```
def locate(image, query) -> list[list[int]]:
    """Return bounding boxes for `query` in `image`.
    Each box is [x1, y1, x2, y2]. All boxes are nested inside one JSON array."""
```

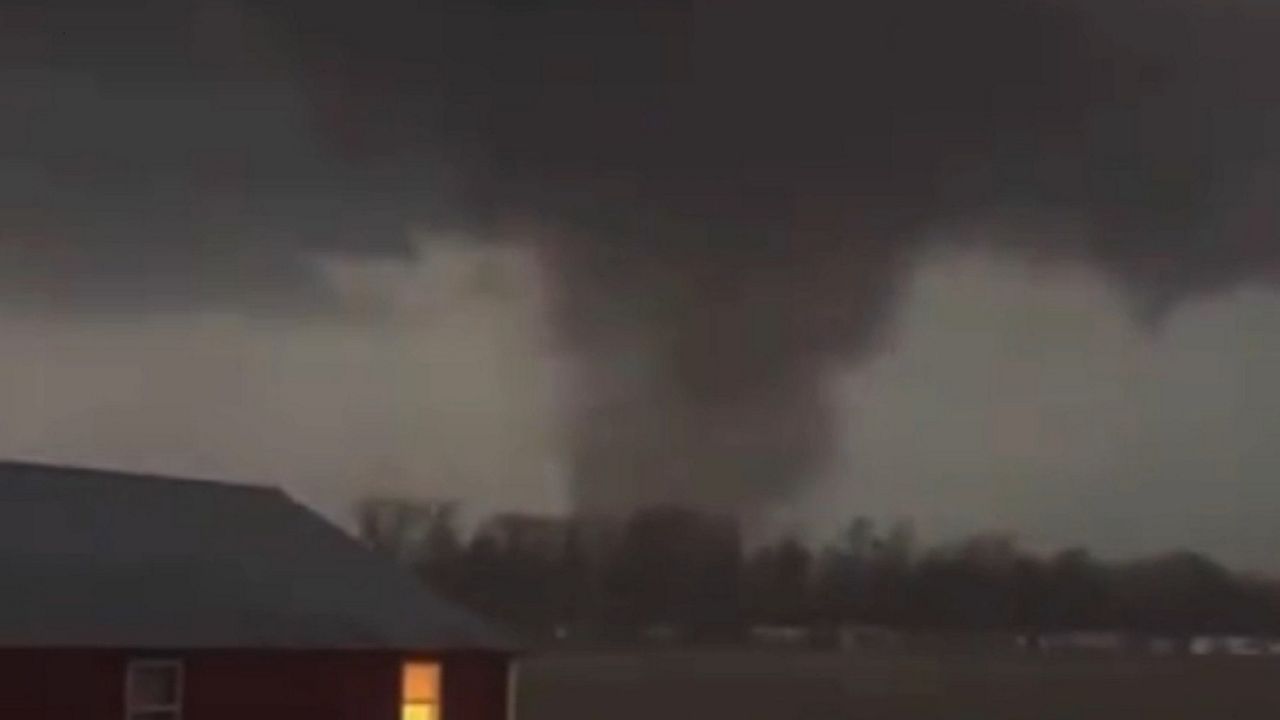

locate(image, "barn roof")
[[0, 461, 513, 652]]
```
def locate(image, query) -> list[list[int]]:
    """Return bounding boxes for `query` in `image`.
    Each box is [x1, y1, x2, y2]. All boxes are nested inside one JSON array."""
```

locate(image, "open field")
[[516, 649, 1280, 720]]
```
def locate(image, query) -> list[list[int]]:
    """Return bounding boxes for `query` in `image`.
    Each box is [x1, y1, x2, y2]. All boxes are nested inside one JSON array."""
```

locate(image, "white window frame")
[[506, 661, 520, 720], [125, 658, 184, 720]]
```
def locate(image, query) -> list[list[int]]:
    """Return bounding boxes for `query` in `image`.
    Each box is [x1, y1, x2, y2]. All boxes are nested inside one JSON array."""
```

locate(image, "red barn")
[[0, 461, 516, 719]]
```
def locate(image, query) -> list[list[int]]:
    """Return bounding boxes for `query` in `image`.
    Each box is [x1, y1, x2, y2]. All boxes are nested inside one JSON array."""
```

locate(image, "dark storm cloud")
[[4, 0, 1280, 510], [0, 1, 441, 311]]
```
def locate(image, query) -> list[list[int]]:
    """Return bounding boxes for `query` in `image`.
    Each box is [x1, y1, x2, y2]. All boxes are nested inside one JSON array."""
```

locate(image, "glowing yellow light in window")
[[402, 661, 441, 720], [402, 703, 438, 720]]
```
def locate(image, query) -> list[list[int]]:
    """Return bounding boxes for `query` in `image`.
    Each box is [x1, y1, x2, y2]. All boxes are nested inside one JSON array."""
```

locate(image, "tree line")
[[357, 499, 1280, 644]]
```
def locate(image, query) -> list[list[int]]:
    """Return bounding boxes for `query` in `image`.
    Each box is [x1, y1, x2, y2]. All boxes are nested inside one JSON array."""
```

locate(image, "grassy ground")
[[516, 648, 1280, 719]]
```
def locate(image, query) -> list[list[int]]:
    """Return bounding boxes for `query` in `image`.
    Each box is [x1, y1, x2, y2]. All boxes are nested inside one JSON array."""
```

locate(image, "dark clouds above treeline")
[[6, 0, 1279, 308], [3, 0, 1280, 510]]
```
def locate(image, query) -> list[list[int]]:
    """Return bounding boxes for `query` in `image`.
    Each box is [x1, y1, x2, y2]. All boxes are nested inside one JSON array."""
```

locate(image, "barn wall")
[[0, 650, 122, 718], [0, 649, 510, 720], [441, 652, 512, 720], [184, 651, 401, 720]]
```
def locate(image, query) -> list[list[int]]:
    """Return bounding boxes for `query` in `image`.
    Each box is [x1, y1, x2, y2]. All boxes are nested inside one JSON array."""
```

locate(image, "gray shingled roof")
[[0, 461, 512, 652]]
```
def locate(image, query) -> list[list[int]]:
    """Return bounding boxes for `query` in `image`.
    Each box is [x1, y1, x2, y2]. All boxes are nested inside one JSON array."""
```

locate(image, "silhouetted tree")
[[355, 498, 1280, 645], [746, 536, 814, 625], [604, 506, 742, 637]]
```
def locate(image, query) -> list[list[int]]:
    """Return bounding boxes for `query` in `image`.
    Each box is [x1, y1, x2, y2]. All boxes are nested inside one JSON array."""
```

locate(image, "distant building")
[[641, 624, 683, 644], [478, 512, 622, 565], [479, 513, 573, 560], [1191, 635, 1273, 657], [0, 461, 515, 719], [749, 625, 814, 647], [1029, 631, 1130, 654], [836, 624, 902, 652]]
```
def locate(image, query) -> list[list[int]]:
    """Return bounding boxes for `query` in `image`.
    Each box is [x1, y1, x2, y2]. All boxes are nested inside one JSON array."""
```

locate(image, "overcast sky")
[[4, 234, 1279, 570], [4, 0, 1280, 570], [0, 238, 569, 522], [797, 243, 1280, 572]]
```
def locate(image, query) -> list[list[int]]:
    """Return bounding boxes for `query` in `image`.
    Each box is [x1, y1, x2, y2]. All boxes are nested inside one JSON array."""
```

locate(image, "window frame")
[[506, 661, 519, 720], [125, 658, 184, 720], [402, 659, 442, 720]]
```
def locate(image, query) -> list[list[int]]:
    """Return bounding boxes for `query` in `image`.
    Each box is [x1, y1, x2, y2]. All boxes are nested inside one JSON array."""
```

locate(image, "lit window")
[[402, 661, 441, 720], [126, 659, 183, 720]]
